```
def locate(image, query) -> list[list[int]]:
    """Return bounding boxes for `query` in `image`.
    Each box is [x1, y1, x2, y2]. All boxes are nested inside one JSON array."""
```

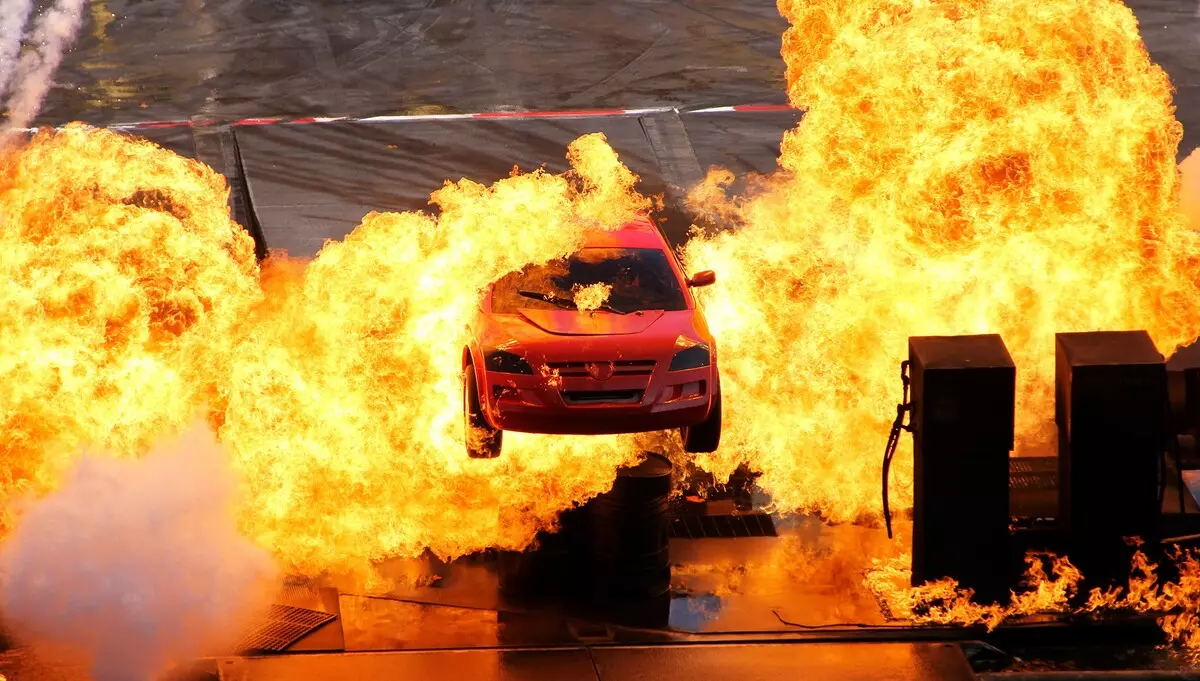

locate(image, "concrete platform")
[[681, 110, 802, 183], [213, 642, 976, 681], [230, 109, 801, 257], [234, 115, 671, 257], [243, 517, 900, 657], [44, 0, 790, 128]]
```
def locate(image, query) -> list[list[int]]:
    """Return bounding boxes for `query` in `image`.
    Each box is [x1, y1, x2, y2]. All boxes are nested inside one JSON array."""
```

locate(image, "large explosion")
[[0, 126, 652, 581], [0, 0, 1198, 619], [222, 135, 655, 577], [0, 125, 260, 533], [683, 0, 1200, 522]]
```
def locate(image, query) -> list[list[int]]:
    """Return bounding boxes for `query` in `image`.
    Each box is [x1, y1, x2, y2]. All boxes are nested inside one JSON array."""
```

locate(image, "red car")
[[462, 217, 721, 458]]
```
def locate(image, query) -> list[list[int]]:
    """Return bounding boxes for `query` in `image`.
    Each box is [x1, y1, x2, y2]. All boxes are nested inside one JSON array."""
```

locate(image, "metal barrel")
[[587, 452, 673, 599]]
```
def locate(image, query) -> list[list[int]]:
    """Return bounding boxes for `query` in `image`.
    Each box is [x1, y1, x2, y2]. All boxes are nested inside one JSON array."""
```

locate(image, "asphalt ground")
[[44, 0, 790, 126], [64, 1, 1200, 258], [36, 1, 1200, 161]]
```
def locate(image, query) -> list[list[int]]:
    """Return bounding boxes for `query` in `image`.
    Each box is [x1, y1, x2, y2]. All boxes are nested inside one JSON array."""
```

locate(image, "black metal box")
[[909, 335, 1015, 598], [1055, 331, 1166, 559]]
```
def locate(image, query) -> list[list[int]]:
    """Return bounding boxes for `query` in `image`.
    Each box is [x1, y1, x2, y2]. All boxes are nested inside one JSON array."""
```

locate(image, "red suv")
[[462, 217, 721, 458]]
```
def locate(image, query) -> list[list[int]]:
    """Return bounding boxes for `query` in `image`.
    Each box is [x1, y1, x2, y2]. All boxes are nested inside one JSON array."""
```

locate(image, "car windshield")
[[491, 247, 687, 314]]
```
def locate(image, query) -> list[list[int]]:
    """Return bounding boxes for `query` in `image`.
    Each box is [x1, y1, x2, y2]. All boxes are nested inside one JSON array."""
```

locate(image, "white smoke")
[[0, 424, 279, 681], [0, 0, 34, 97], [0, 0, 88, 141]]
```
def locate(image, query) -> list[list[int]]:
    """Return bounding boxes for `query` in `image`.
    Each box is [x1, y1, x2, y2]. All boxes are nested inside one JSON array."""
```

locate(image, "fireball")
[[222, 133, 653, 579], [0, 124, 259, 531], [0, 126, 657, 583], [683, 0, 1200, 523]]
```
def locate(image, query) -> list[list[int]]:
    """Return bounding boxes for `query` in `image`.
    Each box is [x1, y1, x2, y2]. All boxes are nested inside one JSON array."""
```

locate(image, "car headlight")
[[483, 348, 534, 374], [669, 345, 710, 371]]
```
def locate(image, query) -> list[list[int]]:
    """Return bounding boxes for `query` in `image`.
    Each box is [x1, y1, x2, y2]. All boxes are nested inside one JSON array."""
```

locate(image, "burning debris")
[[865, 551, 1082, 632], [572, 282, 614, 311]]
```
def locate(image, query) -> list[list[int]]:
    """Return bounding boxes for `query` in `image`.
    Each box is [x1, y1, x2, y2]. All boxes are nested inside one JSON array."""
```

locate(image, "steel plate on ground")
[[668, 512, 777, 539], [235, 605, 337, 653]]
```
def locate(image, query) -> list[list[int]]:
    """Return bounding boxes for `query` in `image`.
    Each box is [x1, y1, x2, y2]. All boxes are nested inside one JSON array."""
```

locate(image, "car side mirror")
[[687, 270, 716, 288]]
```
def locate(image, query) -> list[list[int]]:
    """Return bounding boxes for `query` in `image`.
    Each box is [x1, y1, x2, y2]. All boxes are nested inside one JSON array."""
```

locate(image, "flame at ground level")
[[866, 545, 1200, 659]]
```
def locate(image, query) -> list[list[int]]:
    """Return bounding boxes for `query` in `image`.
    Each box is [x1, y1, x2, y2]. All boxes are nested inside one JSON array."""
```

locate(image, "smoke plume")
[[0, 0, 34, 98], [0, 424, 278, 681], [0, 0, 87, 140]]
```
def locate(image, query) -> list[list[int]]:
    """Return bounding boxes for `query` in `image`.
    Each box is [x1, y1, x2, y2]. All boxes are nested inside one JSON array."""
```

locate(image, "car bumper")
[[481, 366, 715, 435]]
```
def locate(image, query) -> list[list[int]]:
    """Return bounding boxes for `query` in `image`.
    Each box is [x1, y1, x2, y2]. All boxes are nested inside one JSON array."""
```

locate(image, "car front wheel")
[[464, 365, 502, 459], [682, 390, 721, 454]]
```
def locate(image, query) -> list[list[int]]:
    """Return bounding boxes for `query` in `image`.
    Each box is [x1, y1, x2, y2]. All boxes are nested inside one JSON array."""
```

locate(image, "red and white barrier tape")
[[686, 104, 795, 114], [25, 104, 797, 134]]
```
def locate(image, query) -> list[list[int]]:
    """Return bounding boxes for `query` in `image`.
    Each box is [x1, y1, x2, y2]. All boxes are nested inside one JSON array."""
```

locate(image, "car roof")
[[580, 216, 669, 249]]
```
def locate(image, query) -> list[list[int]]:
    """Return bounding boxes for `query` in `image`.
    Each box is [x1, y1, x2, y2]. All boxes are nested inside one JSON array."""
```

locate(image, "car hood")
[[514, 308, 664, 336]]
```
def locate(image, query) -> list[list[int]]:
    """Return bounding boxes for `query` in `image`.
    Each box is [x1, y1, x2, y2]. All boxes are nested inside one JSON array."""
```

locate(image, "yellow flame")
[[0, 128, 656, 582], [866, 552, 1082, 632], [572, 282, 613, 311], [682, 0, 1200, 523], [223, 132, 656, 579], [868, 546, 1200, 658], [0, 124, 260, 532], [1182, 147, 1200, 229]]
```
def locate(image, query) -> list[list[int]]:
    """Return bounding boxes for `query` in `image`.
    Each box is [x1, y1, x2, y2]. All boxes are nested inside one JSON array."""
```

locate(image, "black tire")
[[682, 390, 721, 454], [464, 364, 502, 459]]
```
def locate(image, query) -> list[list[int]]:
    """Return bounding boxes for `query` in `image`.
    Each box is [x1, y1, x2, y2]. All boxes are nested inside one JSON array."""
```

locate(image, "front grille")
[[547, 360, 656, 377], [562, 389, 644, 405]]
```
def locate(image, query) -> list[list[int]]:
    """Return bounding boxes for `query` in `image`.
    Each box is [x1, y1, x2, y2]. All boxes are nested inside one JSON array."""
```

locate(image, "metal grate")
[[1010, 457, 1056, 474], [1011, 472, 1057, 491], [669, 512, 777, 538], [235, 604, 336, 653], [1010, 456, 1057, 491]]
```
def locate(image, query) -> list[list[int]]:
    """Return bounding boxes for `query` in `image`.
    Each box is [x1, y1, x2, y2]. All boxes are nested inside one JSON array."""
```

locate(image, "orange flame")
[[3, 0, 1200, 635], [222, 132, 655, 579], [1182, 147, 1200, 229], [867, 546, 1200, 657], [0, 127, 657, 583], [573, 282, 613, 311], [682, 0, 1200, 523], [866, 552, 1082, 631], [0, 124, 260, 532]]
